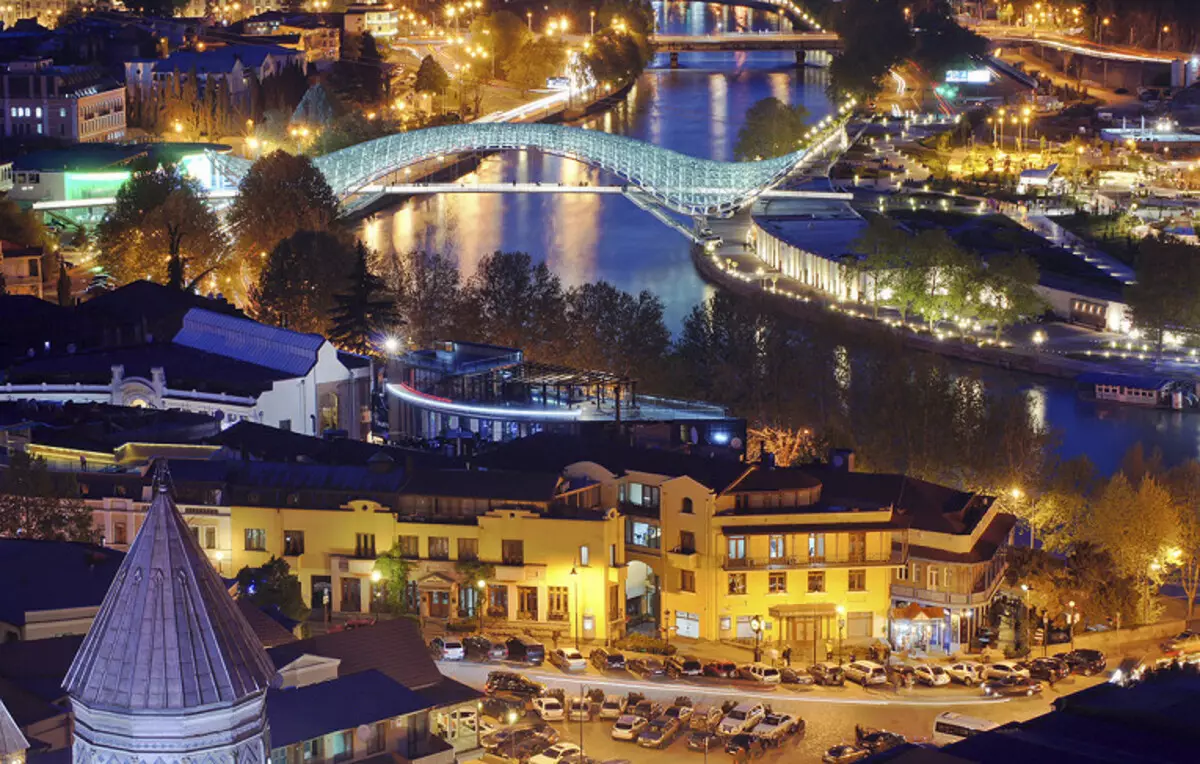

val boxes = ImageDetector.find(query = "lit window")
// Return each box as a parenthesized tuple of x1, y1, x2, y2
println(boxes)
(59, 107, 65, 118)
(35, 107, 41, 118)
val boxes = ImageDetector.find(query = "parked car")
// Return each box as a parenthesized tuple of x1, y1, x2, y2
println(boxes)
(718, 702, 765, 736)
(753, 712, 804, 742)
(1025, 657, 1069, 682)
(946, 661, 984, 685)
(738, 663, 782, 684)
(529, 743, 581, 764)
(844, 661, 888, 686)
(702, 660, 738, 679)
(823, 744, 871, 763)
(506, 636, 546, 666)
(781, 667, 815, 685)
(983, 661, 1031, 681)
(486, 671, 545, 699)
(480, 692, 526, 721)
(464, 635, 507, 662)
(808, 662, 846, 686)
(630, 699, 664, 720)
(913, 665, 950, 687)
(510, 737, 552, 762)
(532, 697, 565, 721)
(627, 657, 666, 679)
(689, 704, 722, 731)
(482, 723, 558, 753)
(598, 695, 627, 720)
(724, 734, 759, 757)
(1163, 630, 1200, 657)
(856, 727, 906, 753)
(429, 636, 464, 661)
(567, 697, 592, 721)
(590, 647, 626, 671)
(549, 648, 587, 672)
(686, 731, 720, 752)
(1056, 649, 1106, 676)
(665, 655, 704, 677)
(663, 704, 694, 725)
(983, 676, 1044, 697)
(610, 715, 647, 742)
(636, 716, 682, 749)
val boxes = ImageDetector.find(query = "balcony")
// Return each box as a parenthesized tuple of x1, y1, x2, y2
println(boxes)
(723, 552, 902, 570)
(667, 546, 698, 570)
(891, 572, 1005, 609)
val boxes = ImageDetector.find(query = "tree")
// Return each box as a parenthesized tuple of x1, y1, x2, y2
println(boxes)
(746, 425, 819, 467)
(584, 27, 648, 83)
(911, 2, 987, 81)
(251, 231, 356, 336)
(1166, 460, 1200, 619)
(0, 198, 52, 249)
(563, 282, 670, 380)
(373, 542, 415, 615)
(828, 0, 913, 100)
(97, 164, 227, 288)
(505, 37, 567, 94)
(329, 241, 402, 355)
(56, 257, 72, 307)
(470, 11, 532, 72)
(386, 250, 465, 350)
(1125, 237, 1200, 357)
(1023, 455, 1096, 552)
(851, 216, 909, 318)
(227, 151, 339, 286)
(733, 97, 810, 160)
(462, 251, 566, 361)
(906, 229, 979, 329)
(977, 254, 1043, 340)
(235, 556, 310, 622)
(414, 55, 450, 109)
(359, 32, 386, 103)
(0, 452, 95, 541)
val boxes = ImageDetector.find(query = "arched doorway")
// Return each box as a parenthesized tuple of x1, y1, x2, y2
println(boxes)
(625, 560, 659, 634)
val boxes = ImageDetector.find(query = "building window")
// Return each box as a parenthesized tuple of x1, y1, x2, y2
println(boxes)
(727, 536, 746, 560)
(681, 497, 694, 514)
(398, 535, 419, 558)
(768, 534, 786, 561)
(457, 537, 478, 561)
(848, 532, 866, 563)
(283, 530, 305, 556)
(517, 586, 538, 620)
(302, 738, 323, 763)
(366, 722, 386, 755)
(244, 528, 266, 551)
(678, 530, 695, 554)
(928, 566, 940, 590)
(113, 521, 127, 545)
(728, 573, 747, 595)
(769, 572, 787, 594)
(59, 107, 65, 118)
(620, 481, 660, 509)
(428, 536, 449, 560)
(487, 585, 508, 617)
(807, 533, 825, 562)
(848, 568, 866, 592)
(609, 543, 617, 566)
(547, 586, 569, 621)
(502, 539, 524, 565)
(579, 545, 589, 566)
(681, 570, 695, 592)
(609, 583, 620, 619)
(896, 564, 909, 581)
(626, 520, 661, 549)
(329, 730, 353, 763)
(807, 571, 825, 593)
(355, 533, 376, 558)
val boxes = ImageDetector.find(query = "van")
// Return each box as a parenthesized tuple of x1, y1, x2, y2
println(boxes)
(505, 635, 546, 665)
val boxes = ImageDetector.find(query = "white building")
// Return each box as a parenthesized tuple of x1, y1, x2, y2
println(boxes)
(1, 59, 126, 144)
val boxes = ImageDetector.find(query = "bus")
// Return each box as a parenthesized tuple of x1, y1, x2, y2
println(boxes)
(933, 712, 999, 745)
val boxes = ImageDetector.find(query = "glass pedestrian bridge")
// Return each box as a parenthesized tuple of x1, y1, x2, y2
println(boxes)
(210, 123, 814, 217)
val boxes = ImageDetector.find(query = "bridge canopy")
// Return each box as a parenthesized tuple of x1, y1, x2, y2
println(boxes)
(209, 123, 810, 217)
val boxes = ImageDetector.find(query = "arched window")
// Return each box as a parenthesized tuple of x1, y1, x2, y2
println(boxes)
(681, 497, 694, 514)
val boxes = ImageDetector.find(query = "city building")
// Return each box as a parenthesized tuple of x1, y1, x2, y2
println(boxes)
(0, 0, 68, 28)
(343, 4, 400, 38)
(124, 43, 305, 105)
(241, 12, 340, 65)
(0, 540, 125, 642)
(1, 58, 125, 144)
(0, 241, 43, 299)
(386, 340, 744, 456)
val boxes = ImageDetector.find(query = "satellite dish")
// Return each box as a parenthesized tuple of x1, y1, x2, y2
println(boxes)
(355, 725, 373, 744)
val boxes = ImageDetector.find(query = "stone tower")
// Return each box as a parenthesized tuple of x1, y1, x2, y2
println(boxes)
(63, 465, 275, 764)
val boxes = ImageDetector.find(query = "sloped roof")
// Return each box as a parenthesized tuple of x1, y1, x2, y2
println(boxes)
(0, 697, 28, 756)
(400, 469, 562, 502)
(267, 670, 430, 748)
(62, 475, 276, 712)
(267, 619, 443, 692)
(173, 308, 325, 377)
(0, 540, 124, 626)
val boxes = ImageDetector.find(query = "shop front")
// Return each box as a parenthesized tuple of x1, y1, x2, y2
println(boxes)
(889, 603, 949, 653)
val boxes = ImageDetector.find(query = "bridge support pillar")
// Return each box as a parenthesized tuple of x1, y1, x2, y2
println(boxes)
(795, 49, 806, 67)
(669, 51, 680, 69)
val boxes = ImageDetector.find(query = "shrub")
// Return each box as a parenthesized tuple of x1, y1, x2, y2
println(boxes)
(614, 633, 678, 656)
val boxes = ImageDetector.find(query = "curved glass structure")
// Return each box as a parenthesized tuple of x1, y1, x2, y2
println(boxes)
(211, 123, 810, 217)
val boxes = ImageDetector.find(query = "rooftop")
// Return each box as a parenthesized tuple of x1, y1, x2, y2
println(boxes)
(0, 540, 124, 627)
(267, 669, 430, 748)
(400, 468, 563, 502)
(152, 43, 301, 75)
(11, 144, 230, 173)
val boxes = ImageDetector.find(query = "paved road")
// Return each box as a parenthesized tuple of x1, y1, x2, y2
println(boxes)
(440, 659, 1108, 761)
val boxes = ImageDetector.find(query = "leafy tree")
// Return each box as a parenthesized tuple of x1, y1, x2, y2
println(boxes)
(584, 28, 648, 83)
(505, 37, 567, 94)
(906, 229, 979, 328)
(56, 257, 72, 307)
(236, 556, 310, 622)
(0, 198, 52, 249)
(0, 452, 95, 541)
(373, 542, 415, 615)
(733, 97, 810, 160)
(1126, 237, 1200, 357)
(97, 164, 227, 288)
(828, 0, 913, 100)
(978, 253, 1043, 339)
(227, 150, 339, 285)
(1166, 460, 1200, 619)
(414, 54, 450, 106)
(563, 282, 670, 381)
(461, 251, 566, 360)
(851, 216, 909, 318)
(359, 32, 386, 103)
(385, 250, 465, 350)
(1022, 454, 1097, 552)
(911, 2, 987, 81)
(329, 241, 402, 355)
(470, 11, 532, 71)
(251, 230, 355, 336)
(746, 426, 820, 467)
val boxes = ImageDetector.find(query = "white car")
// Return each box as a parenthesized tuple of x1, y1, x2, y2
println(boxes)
(739, 663, 782, 684)
(532, 697, 565, 721)
(429, 636, 464, 661)
(946, 661, 984, 685)
(1163, 630, 1200, 656)
(718, 702, 765, 736)
(984, 661, 1031, 681)
(528, 742, 580, 764)
(752, 712, 802, 741)
(611, 714, 648, 741)
(844, 660, 888, 685)
(598, 695, 627, 720)
(914, 665, 951, 687)
(549, 647, 587, 672)
(566, 697, 592, 721)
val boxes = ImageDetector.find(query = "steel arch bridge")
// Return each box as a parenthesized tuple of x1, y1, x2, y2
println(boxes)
(211, 123, 812, 217)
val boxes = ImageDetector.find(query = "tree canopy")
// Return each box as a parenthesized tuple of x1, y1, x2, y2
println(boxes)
(236, 556, 310, 622)
(734, 97, 811, 161)
(505, 37, 567, 93)
(414, 54, 450, 96)
(328, 241, 401, 355)
(469, 11, 532, 72)
(828, 0, 913, 100)
(0, 452, 95, 541)
(251, 230, 356, 336)
(1126, 236, 1200, 356)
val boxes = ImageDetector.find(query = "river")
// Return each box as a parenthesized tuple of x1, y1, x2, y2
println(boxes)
(359, 2, 1200, 473)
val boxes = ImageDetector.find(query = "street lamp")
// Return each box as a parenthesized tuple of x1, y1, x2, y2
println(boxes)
(590, 9, 595, 35)
(476, 578, 486, 633)
(526, 9, 532, 30)
(835, 604, 846, 664)
(1159, 25, 1170, 51)
(570, 566, 580, 650)
(506, 710, 518, 760)
(1067, 600, 1076, 651)
(1020, 583, 1031, 652)
(749, 615, 764, 663)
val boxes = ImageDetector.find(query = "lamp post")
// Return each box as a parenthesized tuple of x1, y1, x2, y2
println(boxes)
(570, 566, 580, 650)
(1020, 583, 1031, 652)
(1067, 600, 1076, 651)
(749, 615, 764, 663)
(476, 578, 486, 633)
(526, 10, 532, 30)
(835, 604, 846, 665)
(590, 8, 595, 35)
(1159, 25, 1170, 51)
(506, 710, 518, 760)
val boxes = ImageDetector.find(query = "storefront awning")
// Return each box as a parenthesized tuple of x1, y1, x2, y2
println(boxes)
(890, 603, 946, 621)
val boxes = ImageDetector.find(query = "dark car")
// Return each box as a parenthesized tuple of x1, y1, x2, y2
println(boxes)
(724, 733, 763, 757)
(636, 716, 682, 749)
(510, 736, 552, 761)
(630, 699, 664, 720)
(686, 730, 720, 752)
(464, 635, 507, 661)
(480, 692, 527, 721)
(506, 636, 546, 666)
(486, 670, 545, 699)
(590, 647, 626, 671)
(628, 657, 667, 679)
(702, 660, 738, 679)
(983, 676, 1044, 697)
(808, 662, 846, 686)
(855, 727, 906, 753)
(780, 667, 815, 685)
(481, 722, 558, 753)
(1025, 657, 1069, 682)
(1057, 649, 1107, 676)
(665, 655, 704, 677)
(823, 744, 871, 763)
